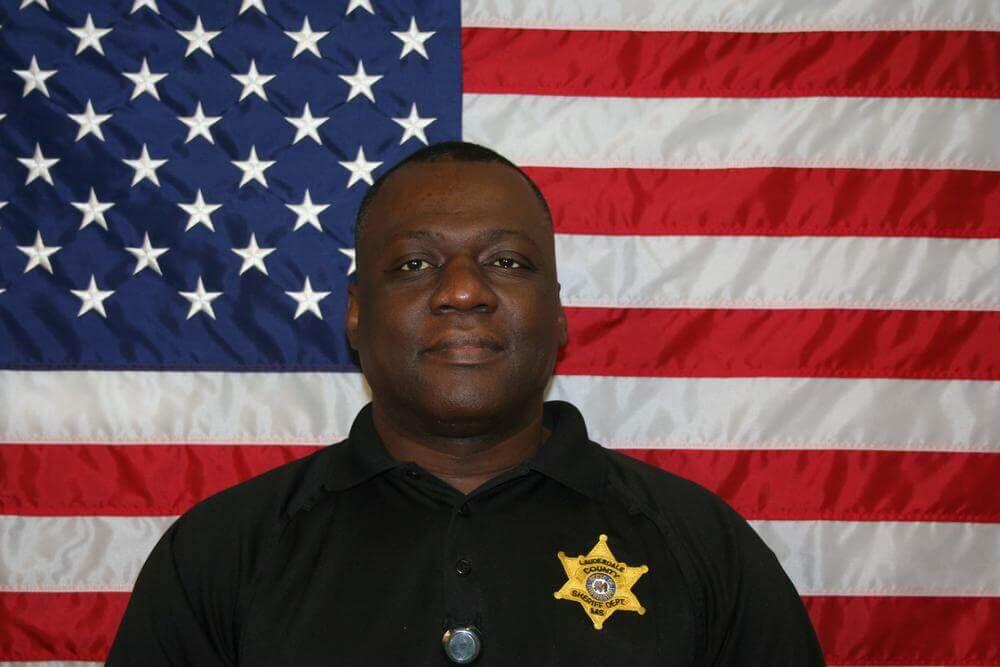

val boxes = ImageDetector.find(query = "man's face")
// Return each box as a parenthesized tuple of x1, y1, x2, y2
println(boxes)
(346, 160, 567, 434)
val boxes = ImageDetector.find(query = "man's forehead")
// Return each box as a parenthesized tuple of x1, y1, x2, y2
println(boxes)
(371, 160, 548, 218)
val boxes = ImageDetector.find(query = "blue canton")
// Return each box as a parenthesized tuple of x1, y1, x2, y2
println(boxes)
(0, 0, 461, 369)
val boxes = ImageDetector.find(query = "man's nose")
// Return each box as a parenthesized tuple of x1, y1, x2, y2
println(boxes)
(429, 257, 499, 313)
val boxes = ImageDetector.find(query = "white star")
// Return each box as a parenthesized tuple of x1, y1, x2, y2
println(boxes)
(239, 0, 267, 15)
(130, 0, 159, 13)
(19, 0, 48, 10)
(178, 189, 221, 231)
(339, 60, 382, 102)
(71, 188, 114, 230)
(178, 102, 221, 144)
(123, 57, 167, 100)
(68, 100, 112, 141)
(17, 231, 60, 274)
(125, 232, 169, 275)
(123, 144, 167, 187)
(71, 275, 114, 318)
(232, 233, 275, 275)
(232, 59, 275, 102)
(67, 14, 112, 55)
(177, 17, 220, 58)
(232, 146, 275, 188)
(285, 103, 329, 145)
(392, 17, 434, 59)
(285, 17, 328, 58)
(339, 146, 382, 188)
(393, 103, 435, 145)
(286, 189, 329, 231)
(18, 143, 59, 185)
(339, 247, 356, 275)
(345, 0, 373, 15)
(179, 277, 222, 320)
(14, 55, 56, 97)
(285, 277, 330, 319)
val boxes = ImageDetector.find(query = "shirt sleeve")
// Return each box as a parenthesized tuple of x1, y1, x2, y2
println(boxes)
(707, 516, 826, 666)
(105, 511, 239, 666)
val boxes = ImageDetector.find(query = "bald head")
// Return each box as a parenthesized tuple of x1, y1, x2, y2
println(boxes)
(353, 141, 552, 268)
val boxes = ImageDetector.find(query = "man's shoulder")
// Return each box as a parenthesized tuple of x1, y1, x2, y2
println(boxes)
(601, 447, 734, 524)
(599, 446, 756, 575)
(173, 441, 344, 547)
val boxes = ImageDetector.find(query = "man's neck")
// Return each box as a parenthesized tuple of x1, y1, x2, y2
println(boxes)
(371, 402, 549, 495)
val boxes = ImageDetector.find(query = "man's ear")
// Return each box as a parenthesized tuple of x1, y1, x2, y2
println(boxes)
(346, 282, 360, 351)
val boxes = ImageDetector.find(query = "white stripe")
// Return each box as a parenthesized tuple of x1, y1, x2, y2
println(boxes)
(461, 0, 1000, 31)
(554, 235, 999, 311)
(1, 371, 997, 452)
(751, 520, 1000, 596)
(463, 94, 1000, 172)
(0, 516, 174, 592)
(4, 515, 997, 596)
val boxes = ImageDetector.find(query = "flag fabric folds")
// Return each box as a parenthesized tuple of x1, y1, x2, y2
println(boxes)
(1, 0, 998, 664)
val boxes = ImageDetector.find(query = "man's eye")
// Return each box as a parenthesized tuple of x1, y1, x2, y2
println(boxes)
(399, 259, 433, 271)
(491, 257, 522, 269)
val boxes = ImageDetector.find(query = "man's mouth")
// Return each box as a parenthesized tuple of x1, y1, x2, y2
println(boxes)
(422, 334, 505, 365)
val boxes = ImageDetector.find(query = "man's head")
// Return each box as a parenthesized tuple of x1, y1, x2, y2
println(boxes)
(345, 141, 567, 438)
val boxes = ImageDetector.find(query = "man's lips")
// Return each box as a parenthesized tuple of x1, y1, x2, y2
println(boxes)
(422, 334, 505, 364)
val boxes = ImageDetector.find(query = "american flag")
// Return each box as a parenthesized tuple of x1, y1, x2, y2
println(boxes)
(1, 0, 998, 664)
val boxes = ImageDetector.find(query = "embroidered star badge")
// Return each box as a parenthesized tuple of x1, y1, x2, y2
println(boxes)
(553, 534, 648, 629)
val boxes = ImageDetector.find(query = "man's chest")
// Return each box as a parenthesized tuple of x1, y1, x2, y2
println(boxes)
(237, 485, 699, 665)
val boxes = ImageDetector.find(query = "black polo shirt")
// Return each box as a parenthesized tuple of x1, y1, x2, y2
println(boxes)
(107, 401, 824, 666)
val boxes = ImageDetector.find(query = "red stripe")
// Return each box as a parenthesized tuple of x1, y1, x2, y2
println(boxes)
(620, 449, 1000, 522)
(0, 444, 318, 517)
(3, 445, 998, 522)
(805, 596, 1000, 665)
(0, 591, 129, 661)
(557, 308, 1000, 380)
(523, 166, 1000, 238)
(3, 592, 997, 663)
(463, 28, 1000, 98)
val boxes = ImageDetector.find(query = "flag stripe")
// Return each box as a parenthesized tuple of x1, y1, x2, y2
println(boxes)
(525, 166, 1000, 238)
(3, 592, 998, 664)
(804, 596, 1000, 665)
(0, 444, 317, 517)
(557, 308, 1000, 380)
(4, 516, 998, 596)
(460, 0, 1000, 32)
(554, 235, 999, 311)
(0, 592, 129, 662)
(3, 372, 997, 451)
(748, 520, 1000, 596)
(463, 94, 1000, 171)
(463, 29, 1000, 99)
(4, 445, 999, 522)
(621, 449, 1000, 522)
(803, 595, 1000, 665)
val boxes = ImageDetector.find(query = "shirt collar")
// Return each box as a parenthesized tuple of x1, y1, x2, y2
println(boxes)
(528, 400, 607, 501)
(323, 403, 399, 491)
(324, 400, 607, 500)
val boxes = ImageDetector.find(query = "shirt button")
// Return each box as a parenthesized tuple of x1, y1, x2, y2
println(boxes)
(405, 469, 421, 480)
(455, 558, 472, 576)
(442, 626, 481, 664)
(457, 503, 470, 516)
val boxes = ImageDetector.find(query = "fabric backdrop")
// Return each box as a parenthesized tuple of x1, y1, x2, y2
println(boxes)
(1, 0, 998, 664)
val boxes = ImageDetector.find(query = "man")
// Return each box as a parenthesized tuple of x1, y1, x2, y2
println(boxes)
(107, 142, 825, 665)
